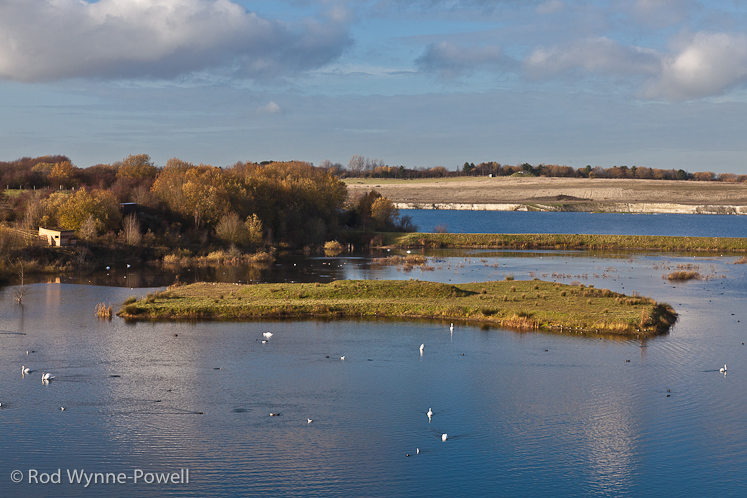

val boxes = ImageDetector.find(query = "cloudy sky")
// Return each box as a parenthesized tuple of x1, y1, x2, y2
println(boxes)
(1, 0, 747, 173)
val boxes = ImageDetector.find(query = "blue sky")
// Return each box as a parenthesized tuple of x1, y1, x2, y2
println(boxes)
(1, 0, 747, 173)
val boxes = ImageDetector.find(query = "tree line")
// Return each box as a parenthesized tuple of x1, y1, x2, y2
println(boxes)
(0, 155, 414, 263)
(318, 155, 747, 182)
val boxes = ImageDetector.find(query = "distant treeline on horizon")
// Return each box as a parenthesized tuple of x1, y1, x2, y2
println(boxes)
(1, 154, 745, 187)
(323, 155, 746, 182)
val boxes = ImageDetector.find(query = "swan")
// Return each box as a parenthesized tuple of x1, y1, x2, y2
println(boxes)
(41, 372, 54, 381)
(21, 366, 32, 374)
(263, 332, 273, 338)
(60, 407, 65, 411)
(419, 343, 424, 353)
(720, 364, 727, 373)
(307, 419, 313, 424)
(416, 448, 420, 454)
(450, 323, 454, 332)
(442, 434, 447, 441)
(340, 356, 345, 360)
(427, 408, 433, 418)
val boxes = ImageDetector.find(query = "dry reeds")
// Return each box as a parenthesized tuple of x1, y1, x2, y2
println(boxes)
(95, 302, 112, 319)
(665, 271, 701, 281)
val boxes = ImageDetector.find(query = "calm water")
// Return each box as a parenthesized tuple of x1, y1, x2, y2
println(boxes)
(1, 249, 746, 497)
(403, 210, 747, 237)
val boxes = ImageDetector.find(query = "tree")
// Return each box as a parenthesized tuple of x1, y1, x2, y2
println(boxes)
(117, 154, 158, 179)
(79, 214, 98, 241)
(216, 212, 248, 246)
(122, 214, 142, 246)
(57, 189, 121, 232)
(50, 161, 79, 189)
(245, 214, 263, 248)
(371, 197, 399, 230)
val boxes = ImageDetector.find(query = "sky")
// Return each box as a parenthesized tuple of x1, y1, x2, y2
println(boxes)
(1, 0, 747, 173)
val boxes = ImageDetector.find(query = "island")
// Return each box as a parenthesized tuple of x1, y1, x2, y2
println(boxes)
(117, 279, 677, 336)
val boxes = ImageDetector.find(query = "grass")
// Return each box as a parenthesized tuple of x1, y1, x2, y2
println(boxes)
(117, 279, 677, 336)
(381, 232, 747, 253)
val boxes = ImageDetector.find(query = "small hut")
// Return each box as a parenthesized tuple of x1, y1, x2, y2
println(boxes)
(39, 227, 77, 246)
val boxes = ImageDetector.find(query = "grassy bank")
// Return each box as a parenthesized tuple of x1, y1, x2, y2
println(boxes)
(117, 279, 677, 336)
(382, 233, 747, 253)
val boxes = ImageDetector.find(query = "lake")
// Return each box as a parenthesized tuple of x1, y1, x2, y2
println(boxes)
(1, 248, 745, 497)
(402, 210, 747, 237)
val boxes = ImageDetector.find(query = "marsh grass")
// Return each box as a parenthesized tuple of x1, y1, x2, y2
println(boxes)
(118, 279, 677, 336)
(385, 232, 747, 253)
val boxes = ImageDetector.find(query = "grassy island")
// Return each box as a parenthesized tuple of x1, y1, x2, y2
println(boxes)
(383, 233, 747, 253)
(117, 280, 677, 336)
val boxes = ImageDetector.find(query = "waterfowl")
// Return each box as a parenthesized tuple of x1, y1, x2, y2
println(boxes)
(41, 372, 54, 381)
(416, 448, 420, 454)
(263, 332, 273, 338)
(427, 408, 433, 418)
(341, 356, 345, 361)
(419, 344, 424, 353)
(307, 419, 313, 424)
(442, 434, 448, 441)
(60, 407, 65, 411)
(720, 364, 727, 373)
(21, 366, 32, 374)
(450, 323, 454, 332)
(269, 412, 280, 416)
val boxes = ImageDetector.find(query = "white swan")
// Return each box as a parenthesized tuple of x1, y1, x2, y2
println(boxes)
(60, 407, 65, 411)
(427, 408, 433, 418)
(263, 332, 273, 338)
(720, 364, 727, 373)
(442, 434, 447, 441)
(450, 323, 454, 332)
(41, 372, 54, 381)
(21, 366, 32, 374)
(419, 343, 424, 353)
(416, 448, 420, 454)
(340, 356, 345, 361)
(307, 419, 313, 424)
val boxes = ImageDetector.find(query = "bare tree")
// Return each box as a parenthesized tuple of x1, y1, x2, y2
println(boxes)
(12, 259, 26, 304)
(122, 214, 142, 246)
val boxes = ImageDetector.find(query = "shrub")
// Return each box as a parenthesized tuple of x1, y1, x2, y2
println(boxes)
(123, 296, 137, 305)
(665, 271, 701, 281)
(505, 274, 515, 281)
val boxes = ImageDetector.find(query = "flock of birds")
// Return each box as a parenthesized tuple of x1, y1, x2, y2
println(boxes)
(15, 355, 63, 410)
(259, 323, 455, 448)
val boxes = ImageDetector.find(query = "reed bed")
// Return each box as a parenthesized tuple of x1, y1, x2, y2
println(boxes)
(95, 302, 112, 319)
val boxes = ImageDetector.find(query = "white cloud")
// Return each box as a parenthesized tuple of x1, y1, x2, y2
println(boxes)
(416, 41, 514, 78)
(0, 0, 350, 82)
(524, 37, 660, 78)
(257, 101, 282, 114)
(645, 32, 747, 100)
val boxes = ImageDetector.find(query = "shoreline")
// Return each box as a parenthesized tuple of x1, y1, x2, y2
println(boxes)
(393, 202, 747, 215)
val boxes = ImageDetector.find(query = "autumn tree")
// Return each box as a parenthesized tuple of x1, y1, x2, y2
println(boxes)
(49, 161, 79, 189)
(117, 154, 158, 179)
(57, 189, 121, 232)
(215, 212, 249, 246)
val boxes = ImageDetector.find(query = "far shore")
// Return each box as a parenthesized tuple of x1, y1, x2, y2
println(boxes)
(344, 177, 747, 214)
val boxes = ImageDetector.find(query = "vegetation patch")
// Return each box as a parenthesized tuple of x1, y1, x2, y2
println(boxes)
(117, 279, 677, 336)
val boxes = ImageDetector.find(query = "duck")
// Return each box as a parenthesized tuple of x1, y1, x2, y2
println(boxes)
(720, 364, 727, 373)
(269, 412, 280, 417)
